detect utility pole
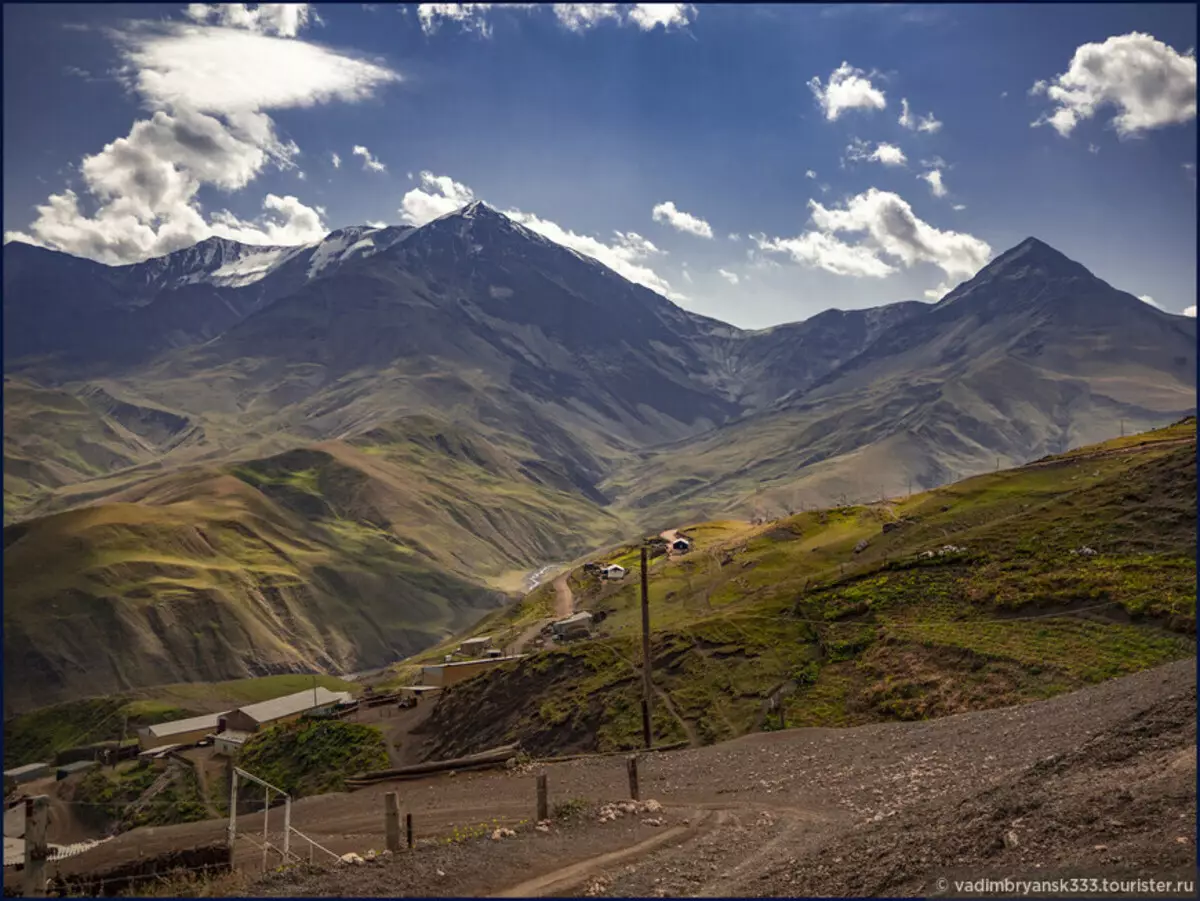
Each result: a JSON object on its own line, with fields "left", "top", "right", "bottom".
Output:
{"left": 116, "top": 715, "right": 127, "bottom": 769}
{"left": 1120, "top": 419, "right": 1125, "bottom": 438}
{"left": 313, "top": 674, "right": 318, "bottom": 710}
{"left": 639, "top": 546, "right": 653, "bottom": 750}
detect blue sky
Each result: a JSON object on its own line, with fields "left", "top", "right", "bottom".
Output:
{"left": 3, "top": 3, "right": 1196, "bottom": 328}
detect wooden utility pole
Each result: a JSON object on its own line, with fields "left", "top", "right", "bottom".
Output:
{"left": 384, "top": 792, "right": 401, "bottom": 852}
{"left": 116, "top": 715, "right": 128, "bottom": 769}
{"left": 639, "top": 546, "right": 653, "bottom": 750}
{"left": 626, "top": 756, "right": 640, "bottom": 801}
{"left": 536, "top": 774, "right": 548, "bottom": 822}
{"left": 24, "top": 795, "right": 49, "bottom": 898}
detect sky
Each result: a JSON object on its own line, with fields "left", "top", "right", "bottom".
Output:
{"left": 3, "top": 2, "right": 1197, "bottom": 328}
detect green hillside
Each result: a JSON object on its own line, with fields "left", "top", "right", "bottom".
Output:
{"left": 418, "top": 419, "right": 1197, "bottom": 759}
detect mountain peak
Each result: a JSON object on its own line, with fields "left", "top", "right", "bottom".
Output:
{"left": 984, "top": 236, "right": 1089, "bottom": 278}
{"left": 460, "top": 200, "right": 502, "bottom": 219}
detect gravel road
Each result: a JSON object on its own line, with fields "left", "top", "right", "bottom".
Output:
{"left": 47, "top": 658, "right": 1196, "bottom": 897}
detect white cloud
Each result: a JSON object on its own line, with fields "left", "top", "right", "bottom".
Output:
{"left": 717, "top": 268, "right": 740, "bottom": 285}
{"left": 728, "top": 233, "right": 741, "bottom": 242}
{"left": 366, "top": 219, "right": 388, "bottom": 228}
{"left": 1031, "top": 32, "right": 1196, "bottom": 137}
{"left": 507, "top": 208, "right": 679, "bottom": 298}
{"left": 1137, "top": 294, "right": 1162, "bottom": 309}
{"left": 1184, "top": 305, "right": 1197, "bottom": 317}
{"left": 11, "top": 13, "right": 398, "bottom": 263}
{"left": 352, "top": 144, "right": 387, "bottom": 173}
{"left": 115, "top": 22, "right": 398, "bottom": 114}
{"left": 422, "top": 3, "right": 695, "bottom": 35}
{"left": 805, "top": 169, "right": 817, "bottom": 179}
{"left": 209, "top": 193, "right": 328, "bottom": 244}
{"left": 331, "top": 151, "right": 341, "bottom": 168}
{"left": 1184, "top": 162, "right": 1196, "bottom": 185}
{"left": 1000, "top": 90, "right": 1009, "bottom": 99}
{"left": 399, "top": 171, "right": 476, "bottom": 225}
{"left": 808, "top": 62, "right": 886, "bottom": 121}
{"left": 952, "top": 203, "right": 966, "bottom": 211}
{"left": 757, "top": 188, "right": 992, "bottom": 286}
{"left": 920, "top": 169, "right": 948, "bottom": 198}
{"left": 899, "top": 97, "right": 943, "bottom": 133}
{"left": 755, "top": 230, "right": 896, "bottom": 279}
{"left": 184, "top": 3, "right": 314, "bottom": 37}
{"left": 552, "top": 3, "right": 622, "bottom": 31}
{"left": 845, "top": 138, "right": 908, "bottom": 167}
{"left": 1088, "top": 143, "right": 1100, "bottom": 154}
{"left": 651, "top": 201, "right": 713, "bottom": 238}
{"left": 627, "top": 3, "right": 696, "bottom": 30}
{"left": 614, "top": 230, "right": 663, "bottom": 256}
{"left": 417, "top": 3, "right": 497, "bottom": 36}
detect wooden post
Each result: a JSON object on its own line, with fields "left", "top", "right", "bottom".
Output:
{"left": 640, "top": 546, "right": 653, "bottom": 750}
{"left": 626, "top": 756, "right": 639, "bottom": 801}
{"left": 406, "top": 812, "right": 414, "bottom": 849}
{"left": 536, "top": 774, "right": 548, "bottom": 822}
{"left": 384, "top": 792, "right": 401, "bottom": 853}
{"left": 23, "top": 795, "right": 49, "bottom": 898}
{"left": 779, "top": 704, "right": 787, "bottom": 730}
{"left": 227, "top": 769, "right": 239, "bottom": 866}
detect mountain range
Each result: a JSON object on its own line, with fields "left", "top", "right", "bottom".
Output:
{"left": 3, "top": 202, "right": 1195, "bottom": 710}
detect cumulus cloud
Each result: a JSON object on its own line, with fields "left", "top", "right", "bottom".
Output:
{"left": 651, "top": 201, "right": 714, "bottom": 238}
{"left": 805, "top": 169, "right": 817, "bottom": 179}
{"left": 208, "top": 193, "right": 328, "bottom": 244}
{"left": 331, "top": 151, "right": 341, "bottom": 168}
{"left": 1184, "top": 305, "right": 1196, "bottom": 317}
{"left": 399, "top": 171, "right": 476, "bottom": 225}
{"left": 417, "top": 3, "right": 498, "bottom": 36}
{"left": 898, "top": 97, "right": 943, "bottom": 133}
{"left": 1088, "top": 143, "right": 1101, "bottom": 154}
{"left": 353, "top": 144, "right": 387, "bottom": 173}
{"left": 717, "top": 268, "right": 740, "bottom": 285}
{"left": 627, "top": 3, "right": 696, "bottom": 30}
{"left": 845, "top": 138, "right": 908, "bottom": 167}
{"left": 920, "top": 168, "right": 947, "bottom": 197}
{"left": 755, "top": 188, "right": 992, "bottom": 287}
{"left": 728, "top": 233, "right": 741, "bottom": 242}
{"left": 11, "top": 11, "right": 399, "bottom": 263}
{"left": 506, "top": 208, "right": 679, "bottom": 298}
{"left": 421, "top": 3, "right": 696, "bottom": 35}
{"left": 1137, "top": 294, "right": 1162, "bottom": 309}
{"left": 183, "top": 3, "right": 314, "bottom": 37}
{"left": 952, "top": 203, "right": 966, "bottom": 211}
{"left": 808, "top": 62, "right": 886, "bottom": 121}
{"left": 1031, "top": 32, "right": 1196, "bottom": 137}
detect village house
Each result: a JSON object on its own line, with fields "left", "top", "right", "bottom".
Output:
{"left": 601, "top": 564, "right": 627, "bottom": 580}
{"left": 136, "top": 713, "right": 224, "bottom": 752}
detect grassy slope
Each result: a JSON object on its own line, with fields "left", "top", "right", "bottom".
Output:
{"left": 418, "top": 419, "right": 1197, "bottom": 759}
{"left": 2, "top": 674, "right": 356, "bottom": 768}
{"left": 3, "top": 414, "right": 629, "bottom": 713}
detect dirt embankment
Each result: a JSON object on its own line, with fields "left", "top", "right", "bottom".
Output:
{"left": 43, "top": 657, "right": 1192, "bottom": 898}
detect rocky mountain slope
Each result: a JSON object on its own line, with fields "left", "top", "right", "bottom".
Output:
{"left": 3, "top": 207, "right": 1195, "bottom": 707}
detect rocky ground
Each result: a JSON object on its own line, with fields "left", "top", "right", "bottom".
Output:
{"left": 37, "top": 658, "right": 1197, "bottom": 897}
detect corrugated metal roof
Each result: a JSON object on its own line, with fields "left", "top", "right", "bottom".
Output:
{"left": 3, "top": 763, "right": 49, "bottom": 778}
{"left": 144, "top": 713, "right": 223, "bottom": 738}
{"left": 235, "top": 687, "right": 347, "bottom": 725}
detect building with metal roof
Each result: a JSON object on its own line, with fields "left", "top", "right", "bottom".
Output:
{"left": 3, "top": 763, "right": 49, "bottom": 785}
{"left": 136, "top": 713, "right": 224, "bottom": 751}
{"left": 219, "top": 687, "right": 351, "bottom": 734}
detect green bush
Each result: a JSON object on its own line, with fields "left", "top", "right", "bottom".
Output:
{"left": 237, "top": 718, "right": 389, "bottom": 797}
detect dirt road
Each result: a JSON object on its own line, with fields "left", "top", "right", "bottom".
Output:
{"left": 49, "top": 658, "right": 1196, "bottom": 897}
{"left": 552, "top": 574, "right": 574, "bottom": 618}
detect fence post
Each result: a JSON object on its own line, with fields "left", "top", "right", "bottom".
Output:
{"left": 283, "top": 797, "right": 291, "bottom": 861}
{"left": 384, "top": 792, "right": 401, "bottom": 853}
{"left": 626, "top": 756, "right": 639, "bottom": 801}
{"left": 406, "top": 812, "right": 414, "bottom": 850}
{"left": 262, "top": 787, "right": 270, "bottom": 873}
{"left": 227, "top": 770, "right": 239, "bottom": 867}
{"left": 536, "top": 773, "right": 548, "bottom": 821}
{"left": 23, "top": 795, "right": 49, "bottom": 898}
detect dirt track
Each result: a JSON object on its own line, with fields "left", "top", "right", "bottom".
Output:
{"left": 47, "top": 658, "right": 1197, "bottom": 897}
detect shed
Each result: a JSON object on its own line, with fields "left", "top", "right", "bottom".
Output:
{"left": 420, "top": 655, "right": 526, "bottom": 689}
{"left": 551, "top": 611, "right": 594, "bottom": 640}
{"left": 601, "top": 564, "right": 627, "bottom": 580}
{"left": 457, "top": 636, "right": 493, "bottom": 657}
{"left": 220, "top": 687, "right": 351, "bottom": 734}
{"left": 137, "top": 713, "right": 224, "bottom": 751}
{"left": 3, "top": 763, "right": 49, "bottom": 786}
{"left": 55, "top": 760, "right": 98, "bottom": 781}
{"left": 672, "top": 537, "right": 692, "bottom": 552}
{"left": 212, "top": 731, "right": 251, "bottom": 757}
